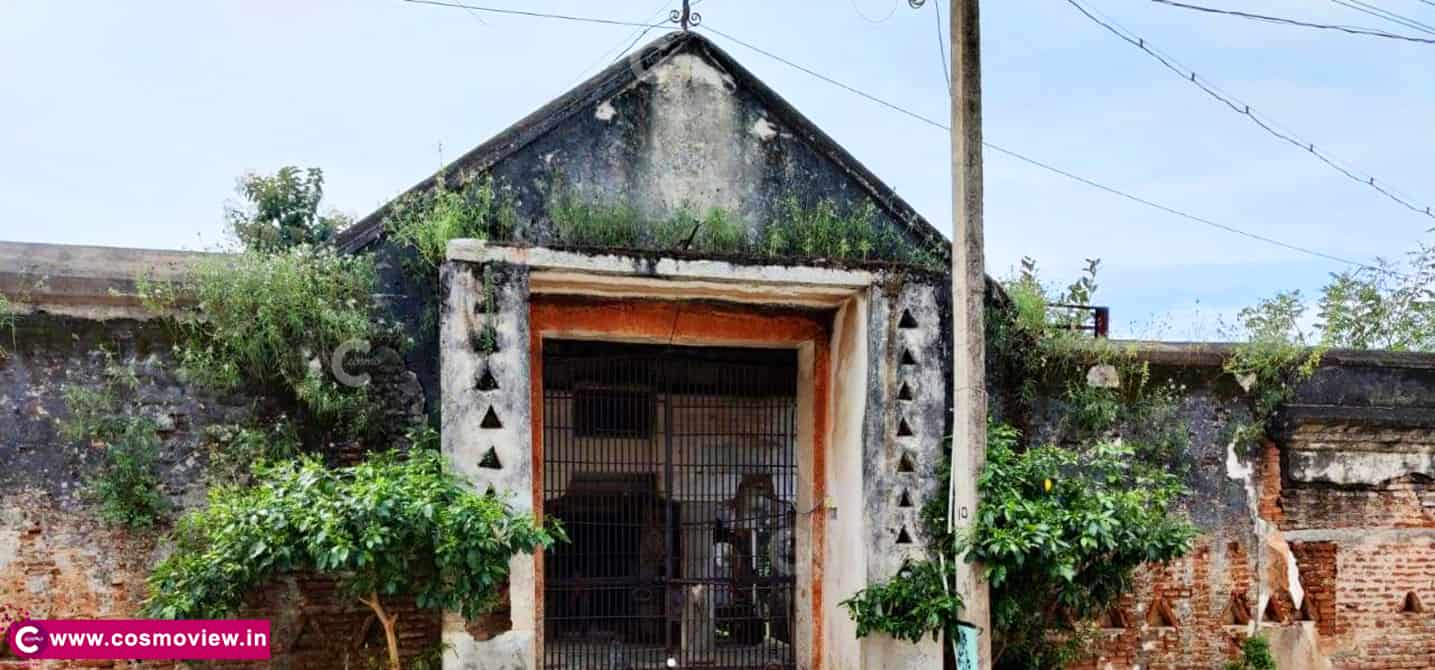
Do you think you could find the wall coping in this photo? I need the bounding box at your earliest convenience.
[447,240,879,308]
[0,240,214,320]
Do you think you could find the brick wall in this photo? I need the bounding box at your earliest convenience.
[1054,357,1435,670]
[0,315,441,669]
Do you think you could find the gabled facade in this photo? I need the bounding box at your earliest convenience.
[340,32,955,670]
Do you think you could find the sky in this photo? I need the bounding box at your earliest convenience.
[2,0,1432,339]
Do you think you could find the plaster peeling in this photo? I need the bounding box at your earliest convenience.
[0,527,17,572]
[1227,437,1308,620]
[750,117,778,140]
[595,101,616,121]
[1225,438,1252,481]
[652,53,736,91]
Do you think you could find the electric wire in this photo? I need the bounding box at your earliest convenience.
[696,23,1404,278]
[403,0,669,29]
[850,0,899,24]
[1150,0,1435,44]
[934,0,950,94]
[1330,0,1435,35]
[1071,0,1435,222]
[561,0,674,92]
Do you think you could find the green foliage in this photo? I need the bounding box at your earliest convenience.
[202,422,301,486]
[760,198,923,265]
[228,167,351,253]
[143,450,560,621]
[547,189,945,269]
[0,294,13,358]
[839,559,962,643]
[962,423,1197,667]
[384,172,517,271]
[1225,291,1323,430]
[1224,635,1276,670]
[142,248,387,446]
[60,356,170,528]
[1312,242,1435,351]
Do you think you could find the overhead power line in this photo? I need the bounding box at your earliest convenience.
[933,0,950,94]
[1150,0,1435,44]
[560,0,673,93]
[1071,0,1435,221]
[1329,0,1435,35]
[696,24,1401,278]
[403,0,668,29]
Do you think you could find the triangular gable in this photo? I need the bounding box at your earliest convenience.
[337,31,947,259]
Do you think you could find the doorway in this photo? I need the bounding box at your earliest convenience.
[541,340,799,670]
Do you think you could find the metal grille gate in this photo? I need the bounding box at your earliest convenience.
[542,341,799,670]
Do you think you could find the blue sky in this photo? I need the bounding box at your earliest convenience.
[2,1,1431,339]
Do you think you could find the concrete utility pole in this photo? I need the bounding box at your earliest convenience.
[949,0,991,667]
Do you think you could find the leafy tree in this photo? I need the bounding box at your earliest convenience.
[227,167,352,253]
[144,451,560,670]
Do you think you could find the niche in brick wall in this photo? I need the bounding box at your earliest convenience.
[897,489,914,508]
[1146,595,1178,628]
[1096,607,1130,629]
[1297,598,1316,622]
[898,309,919,329]
[897,452,916,473]
[900,348,917,366]
[288,612,325,652]
[1264,594,1289,624]
[895,526,913,545]
[1221,593,1252,625]
[481,407,504,429]
[1401,591,1424,614]
[353,615,387,652]
[897,382,913,401]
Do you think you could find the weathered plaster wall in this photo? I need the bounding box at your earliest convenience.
[0,311,440,670]
[1051,356,1435,670]
[360,34,946,420]
[855,277,951,670]
[439,260,537,670]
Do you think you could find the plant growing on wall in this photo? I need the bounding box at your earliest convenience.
[962,424,1196,667]
[842,423,1196,668]
[384,172,517,272]
[227,166,353,253]
[60,356,171,528]
[846,260,1200,668]
[1223,291,1324,444]
[144,451,561,670]
[547,187,946,269]
[142,247,391,448]
[0,294,13,358]
[1223,634,1276,670]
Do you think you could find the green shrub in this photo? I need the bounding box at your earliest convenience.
[142,248,387,445]
[963,424,1197,668]
[840,558,962,643]
[1224,634,1276,670]
[61,357,170,528]
[144,451,561,670]
[385,172,516,271]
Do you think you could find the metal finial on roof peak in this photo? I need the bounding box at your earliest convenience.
[669,0,700,31]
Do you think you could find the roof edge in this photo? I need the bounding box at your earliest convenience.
[335,31,950,255]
